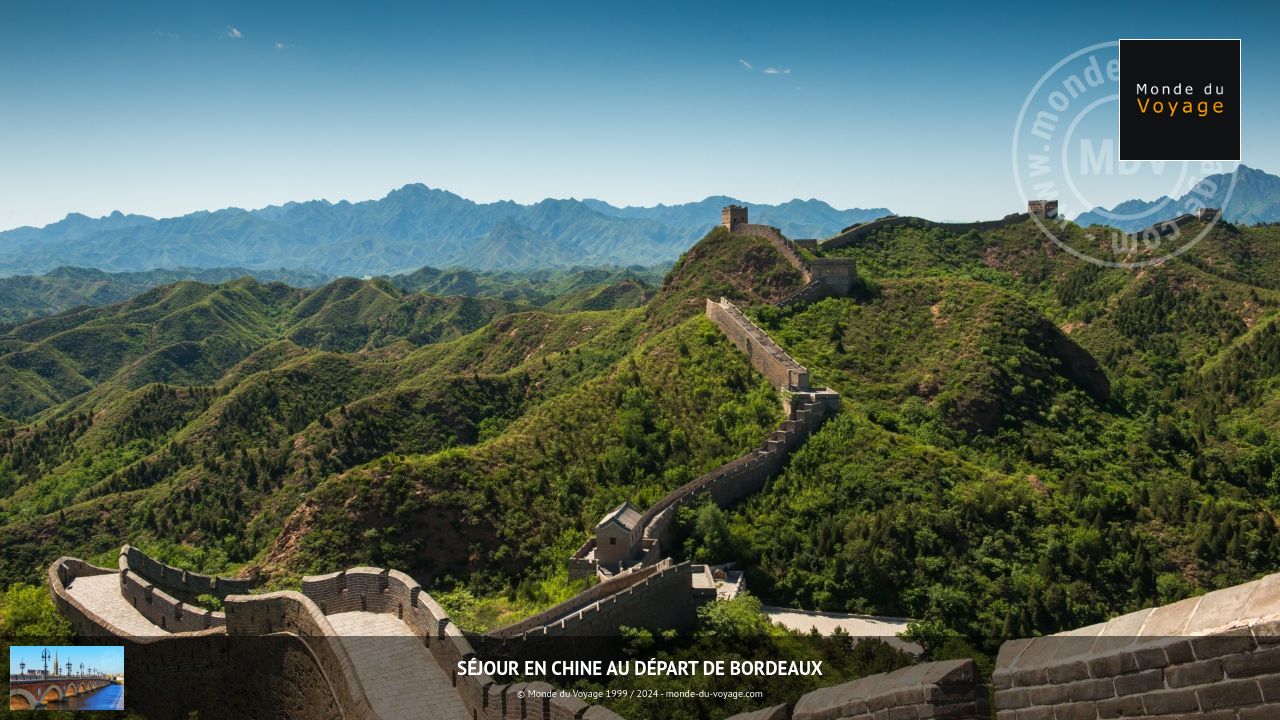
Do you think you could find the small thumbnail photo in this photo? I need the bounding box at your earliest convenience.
[9,645,124,711]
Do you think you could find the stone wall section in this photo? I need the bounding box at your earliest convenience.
[731,223,813,282]
[707,297,810,391]
[493,561,668,637]
[1131,213,1196,242]
[506,561,714,638]
[720,660,989,720]
[994,571,1280,719]
[729,222,858,301]
[225,589,380,720]
[820,213,1030,250]
[634,394,828,556]
[48,554,359,720]
[119,543,254,601]
[119,562,225,632]
[775,280,831,308]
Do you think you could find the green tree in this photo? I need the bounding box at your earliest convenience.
[0,583,73,642]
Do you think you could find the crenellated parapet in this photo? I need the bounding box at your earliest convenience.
[118,543,255,602]
[46,547,1280,720]
[993,572,1280,719]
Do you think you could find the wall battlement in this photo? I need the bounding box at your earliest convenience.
[119,544,255,602]
[707,297,810,391]
[993,572,1280,719]
[49,550,1280,720]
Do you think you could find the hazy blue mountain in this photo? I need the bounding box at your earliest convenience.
[1076,165,1280,231]
[0,210,155,251]
[0,185,891,276]
[456,219,586,271]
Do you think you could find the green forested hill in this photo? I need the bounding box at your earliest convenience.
[681,220,1280,650]
[0,220,1277,655]
[0,263,666,328]
[0,232,794,609]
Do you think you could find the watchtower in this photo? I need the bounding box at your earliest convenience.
[593,502,643,565]
[722,204,748,231]
[1027,200,1059,219]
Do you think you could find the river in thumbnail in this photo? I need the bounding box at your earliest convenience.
[55,683,125,710]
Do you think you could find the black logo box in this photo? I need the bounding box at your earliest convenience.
[1119,39,1240,161]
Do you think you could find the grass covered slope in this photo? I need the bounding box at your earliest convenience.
[276,316,781,591]
[644,226,807,329]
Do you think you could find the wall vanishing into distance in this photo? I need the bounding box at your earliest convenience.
[568,292,838,582]
[819,213,1030,250]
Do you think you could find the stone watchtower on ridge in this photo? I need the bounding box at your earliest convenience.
[1027,200,1059,219]
[722,204,748,231]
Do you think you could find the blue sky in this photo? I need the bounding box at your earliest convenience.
[9,645,124,675]
[1,0,1276,229]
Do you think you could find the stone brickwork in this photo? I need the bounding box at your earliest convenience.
[821,212,1030,250]
[495,561,668,637]
[793,659,987,720]
[775,280,831,308]
[119,543,254,602]
[225,590,380,720]
[994,571,1280,719]
[119,563,224,633]
[1028,200,1059,219]
[49,554,369,720]
[722,660,988,720]
[707,297,810,391]
[502,562,714,638]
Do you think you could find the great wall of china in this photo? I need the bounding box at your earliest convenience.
[36,206,1279,719]
[818,212,1033,251]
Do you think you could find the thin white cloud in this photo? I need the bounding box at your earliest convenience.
[153,30,180,40]
[225,26,243,39]
[763,67,791,75]
[274,42,293,50]
[738,58,753,71]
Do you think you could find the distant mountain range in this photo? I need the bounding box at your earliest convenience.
[0,263,671,326]
[0,188,889,277]
[1076,164,1280,231]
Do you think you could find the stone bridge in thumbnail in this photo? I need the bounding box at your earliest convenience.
[9,675,115,711]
